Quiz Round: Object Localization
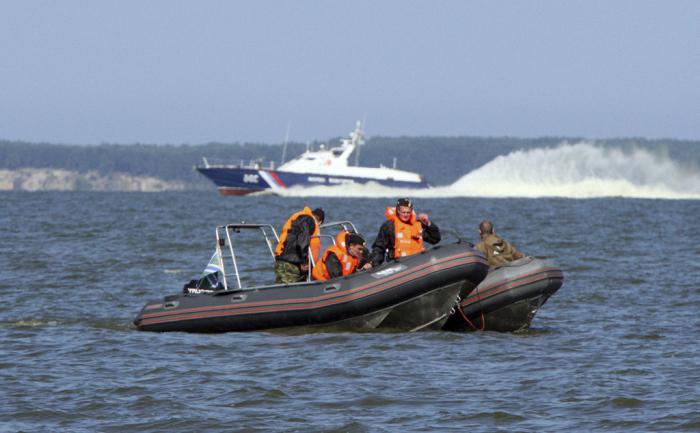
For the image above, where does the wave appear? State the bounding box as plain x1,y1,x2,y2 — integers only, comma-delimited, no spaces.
276,142,700,199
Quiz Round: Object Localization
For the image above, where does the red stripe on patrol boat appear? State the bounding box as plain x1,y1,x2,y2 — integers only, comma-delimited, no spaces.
269,171,286,188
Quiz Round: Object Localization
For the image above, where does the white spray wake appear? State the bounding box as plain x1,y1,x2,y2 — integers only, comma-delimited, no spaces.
276,142,700,199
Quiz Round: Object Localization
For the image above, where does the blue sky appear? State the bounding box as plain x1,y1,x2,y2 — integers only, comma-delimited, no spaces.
1,0,698,144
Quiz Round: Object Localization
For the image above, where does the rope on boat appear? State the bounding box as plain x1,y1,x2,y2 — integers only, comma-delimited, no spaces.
409,313,448,332
458,286,486,331
457,305,485,331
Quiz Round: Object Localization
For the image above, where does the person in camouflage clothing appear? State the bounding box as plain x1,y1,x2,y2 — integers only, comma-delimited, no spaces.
274,260,307,284
475,220,525,268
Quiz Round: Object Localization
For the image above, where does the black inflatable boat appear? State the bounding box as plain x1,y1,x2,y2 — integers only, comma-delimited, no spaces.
134,222,489,333
443,257,563,332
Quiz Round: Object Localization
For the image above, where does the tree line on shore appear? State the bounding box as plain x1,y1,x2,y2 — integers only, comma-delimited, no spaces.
1,136,697,188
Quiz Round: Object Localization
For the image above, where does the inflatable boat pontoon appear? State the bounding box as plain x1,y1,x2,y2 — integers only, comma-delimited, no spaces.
134,222,489,333
443,257,563,332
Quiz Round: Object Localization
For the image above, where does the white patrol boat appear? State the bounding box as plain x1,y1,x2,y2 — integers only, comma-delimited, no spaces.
196,122,429,195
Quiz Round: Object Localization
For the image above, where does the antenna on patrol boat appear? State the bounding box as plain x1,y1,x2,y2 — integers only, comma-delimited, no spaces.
354,115,367,166
281,120,291,164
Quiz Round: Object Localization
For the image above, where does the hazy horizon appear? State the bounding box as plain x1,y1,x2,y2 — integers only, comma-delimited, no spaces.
3,133,699,147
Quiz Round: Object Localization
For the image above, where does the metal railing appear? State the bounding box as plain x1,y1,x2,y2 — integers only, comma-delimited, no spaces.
215,223,279,291
212,220,363,289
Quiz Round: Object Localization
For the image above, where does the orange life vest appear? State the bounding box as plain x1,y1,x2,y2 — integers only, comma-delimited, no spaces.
312,231,359,281
274,207,321,262
385,207,424,258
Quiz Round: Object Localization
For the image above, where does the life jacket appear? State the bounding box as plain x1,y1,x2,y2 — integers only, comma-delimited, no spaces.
274,207,321,262
385,207,424,258
311,231,359,281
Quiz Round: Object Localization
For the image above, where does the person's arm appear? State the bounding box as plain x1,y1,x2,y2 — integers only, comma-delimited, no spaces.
422,220,441,245
357,247,372,270
325,253,343,279
509,241,525,259
370,222,392,266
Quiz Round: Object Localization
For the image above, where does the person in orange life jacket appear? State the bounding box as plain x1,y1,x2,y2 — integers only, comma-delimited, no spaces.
274,207,325,284
369,198,441,267
312,232,367,281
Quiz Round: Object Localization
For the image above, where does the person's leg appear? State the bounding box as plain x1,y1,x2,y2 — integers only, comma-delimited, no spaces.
275,260,301,284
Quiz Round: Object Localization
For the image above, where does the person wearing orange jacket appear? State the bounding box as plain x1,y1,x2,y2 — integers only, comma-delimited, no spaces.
369,198,441,267
274,207,325,284
312,231,367,281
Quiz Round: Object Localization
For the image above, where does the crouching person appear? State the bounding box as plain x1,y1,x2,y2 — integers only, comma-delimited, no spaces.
312,232,369,281
274,207,325,284
475,219,525,268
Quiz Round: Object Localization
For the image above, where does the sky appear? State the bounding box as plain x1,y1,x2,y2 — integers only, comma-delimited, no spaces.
1,0,699,145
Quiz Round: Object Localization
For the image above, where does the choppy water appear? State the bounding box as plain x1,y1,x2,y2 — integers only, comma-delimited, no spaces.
1,191,699,432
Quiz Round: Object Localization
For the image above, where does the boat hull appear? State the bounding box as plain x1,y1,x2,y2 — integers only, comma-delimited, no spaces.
443,257,563,332
292,280,467,333
134,242,489,333
196,166,429,195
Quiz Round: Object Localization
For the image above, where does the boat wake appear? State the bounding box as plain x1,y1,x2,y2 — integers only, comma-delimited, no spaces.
276,142,700,199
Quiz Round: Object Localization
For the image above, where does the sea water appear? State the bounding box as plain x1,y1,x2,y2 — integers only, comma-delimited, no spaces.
1,145,699,432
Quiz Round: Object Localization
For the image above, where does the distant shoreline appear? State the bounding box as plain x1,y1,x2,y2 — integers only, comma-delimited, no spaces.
0,168,188,192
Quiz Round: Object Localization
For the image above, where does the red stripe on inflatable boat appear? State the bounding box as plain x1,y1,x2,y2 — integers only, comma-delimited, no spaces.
140,251,484,321
140,253,486,326
461,268,563,306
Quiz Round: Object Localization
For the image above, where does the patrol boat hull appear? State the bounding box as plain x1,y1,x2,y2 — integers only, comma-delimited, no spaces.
133,242,489,333
196,166,430,196
443,257,563,332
